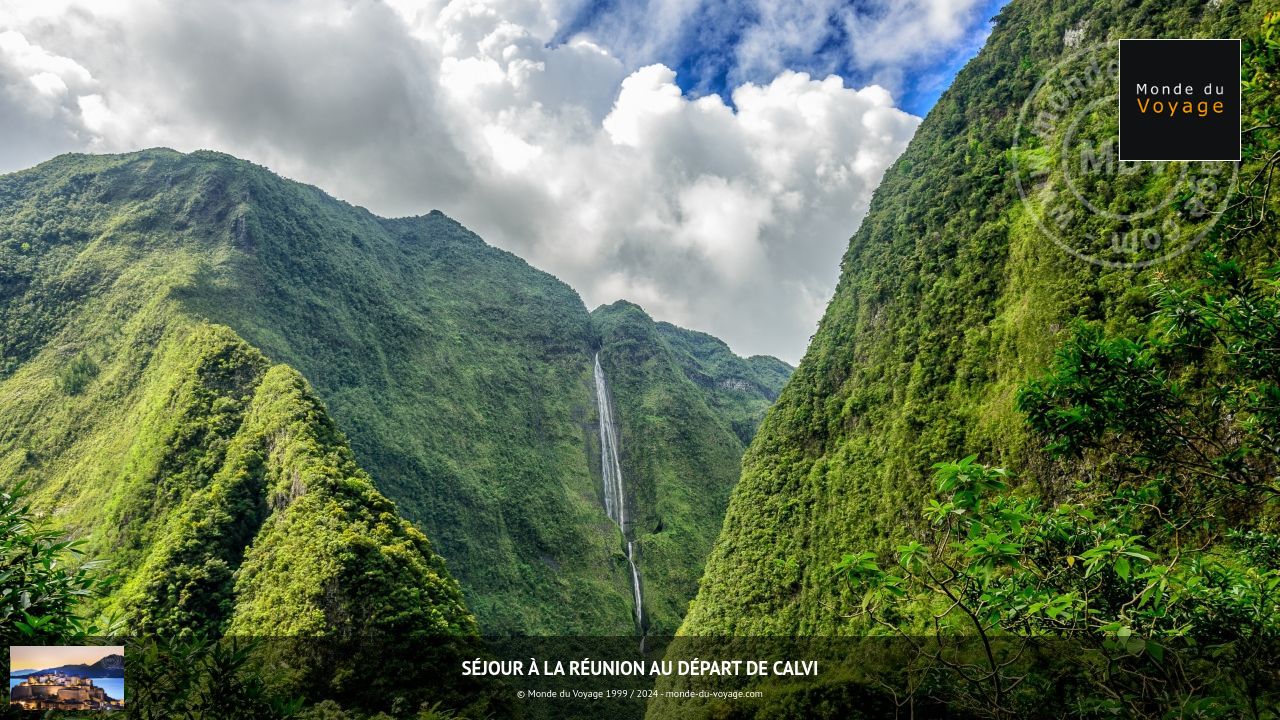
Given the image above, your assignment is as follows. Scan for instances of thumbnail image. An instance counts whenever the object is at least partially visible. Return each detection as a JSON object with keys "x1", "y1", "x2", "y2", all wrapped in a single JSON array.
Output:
[{"x1": 8, "y1": 646, "x2": 124, "y2": 712}]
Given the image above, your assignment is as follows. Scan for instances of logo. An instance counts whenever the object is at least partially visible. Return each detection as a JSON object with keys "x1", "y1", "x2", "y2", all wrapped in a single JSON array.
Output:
[
  {"x1": 1119, "y1": 39, "x2": 1241, "y2": 161},
  {"x1": 1013, "y1": 42, "x2": 1238, "y2": 268}
]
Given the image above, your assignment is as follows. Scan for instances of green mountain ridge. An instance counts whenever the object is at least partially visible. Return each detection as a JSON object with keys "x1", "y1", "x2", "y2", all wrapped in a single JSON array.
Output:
[
  {"x1": 681, "y1": 0, "x2": 1280, "y2": 636},
  {"x1": 0, "y1": 148, "x2": 789, "y2": 637}
]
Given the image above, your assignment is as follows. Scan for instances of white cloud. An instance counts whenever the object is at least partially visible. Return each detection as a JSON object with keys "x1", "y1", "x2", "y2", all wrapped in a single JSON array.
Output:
[
  {"x1": 841, "y1": 0, "x2": 989, "y2": 67},
  {"x1": 0, "y1": 0, "x2": 922, "y2": 364},
  {"x1": 730, "y1": 0, "x2": 991, "y2": 81},
  {"x1": 0, "y1": 28, "x2": 98, "y2": 167},
  {"x1": 838, "y1": 0, "x2": 994, "y2": 92}
]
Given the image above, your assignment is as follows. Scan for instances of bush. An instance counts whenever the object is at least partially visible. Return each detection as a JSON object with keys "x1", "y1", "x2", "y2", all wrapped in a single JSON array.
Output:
[
  {"x1": 0, "y1": 481, "x2": 119, "y2": 644},
  {"x1": 57, "y1": 351, "x2": 98, "y2": 395}
]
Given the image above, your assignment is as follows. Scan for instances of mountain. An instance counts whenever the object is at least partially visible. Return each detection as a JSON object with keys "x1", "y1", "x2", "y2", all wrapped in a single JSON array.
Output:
[
  {"x1": 14, "y1": 654, "x2": 125, "y2": 679},
  {"x1": 681, "y1": 0, "x2": 1279, "y2": 636},
  {"x1": 0, "y1": 149, "x2": 789, "y2": 636},
  {"x1": 654, "y1": 320, "x2": 793, "y2": 448},
  {"x1": 0, "y1": 309, "x2": 476, "y2": 640}
]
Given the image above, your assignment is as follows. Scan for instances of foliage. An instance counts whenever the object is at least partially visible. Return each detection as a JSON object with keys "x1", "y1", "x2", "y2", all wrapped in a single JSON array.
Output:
[
  {"x1": 56, "y1": 351, "x2": 98, "y2": 395},
  {"x1": 837, "y1": 456, "x2": 1279, "y2": 718},
  {"x1": 653, "y1": 317, "x2": 791, "y2": 445},
  {"x1": 294, "y1": 699, "x2": 466, "y2": 720},
  {"x1": 2, "y1": 331, "x2": 482, "y2": 715},
  {"x1": 832, "y1": 186, "x2": 1280, "y2": 715},
  {"x1": 0, "y1": 147, "x2": 783, "y2": 636},
  {"x1": 683, "y1": 0, "x2": 1280, "y2": 637},
  {"x1": 129, "y1": 635, "x2": 304, "y2": 720},
  {"x1": 0, "y1": 324, "x2": 481, "y2": 713},
  {"x1": 92, "y1": 332, "x2": 478, "y2": 641},
  {"x1": 1020, "y1": 262, "x2": 1280, "y2": 511},
  {"x1": 226, "y1": 367, "x2": 476, "y2": 638},
  {"x1": 0, "y1": 481, "x2": 119, "y2": 643},
  {"x1": 1235, "y1": 11, "x2": 1280, "y2": 234}
]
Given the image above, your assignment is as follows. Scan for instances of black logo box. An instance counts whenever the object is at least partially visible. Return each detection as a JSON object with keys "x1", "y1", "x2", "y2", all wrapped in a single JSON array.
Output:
[{"x1": 1119, "y1": 38, "x2": 1241, "y2": 162}]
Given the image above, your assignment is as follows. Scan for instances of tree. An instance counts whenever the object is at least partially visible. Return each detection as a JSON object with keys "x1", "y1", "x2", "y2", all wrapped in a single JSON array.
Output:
[
  {"x1": 836, "y1": 451, "x2": 1279, "y2": 718},
  {"x1": 833, "y1": 257, "x2": 1280, "y2": 717},
  {"x1": 0, "y1": 481, "x2": 119, "y2": 644},
  {"x1": 129, "y1": 635, "x2": 304, "y2": 720},
  {"x1": 834, "y1": 18, "x2": 1280, "y2": 717}
]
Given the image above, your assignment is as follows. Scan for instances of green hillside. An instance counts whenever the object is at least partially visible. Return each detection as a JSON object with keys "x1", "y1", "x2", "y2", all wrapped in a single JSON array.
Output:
[
  {"x1": 682, "y1": 0, "x2": 1280, "y2": 636},
  {"x1": 655, "y1": 320, "x2": 793, "y2": 447},
  {"x1": 0, "y1": 149, "x2": 788, "y2": 636},
  {"x1": 0, "y1": 301, "x2": 475, "y2": 641}
]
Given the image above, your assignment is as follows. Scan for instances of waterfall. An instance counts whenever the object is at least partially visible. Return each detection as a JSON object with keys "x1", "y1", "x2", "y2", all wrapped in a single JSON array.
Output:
[{"x1": 593, "y1": 353, "x2": 646, "y2": 638}]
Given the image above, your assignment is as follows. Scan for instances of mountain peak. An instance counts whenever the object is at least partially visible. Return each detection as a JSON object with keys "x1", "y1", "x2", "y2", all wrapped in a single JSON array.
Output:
[{"x1": 1, "y1": 145, "x2": 786, "y2": 639}]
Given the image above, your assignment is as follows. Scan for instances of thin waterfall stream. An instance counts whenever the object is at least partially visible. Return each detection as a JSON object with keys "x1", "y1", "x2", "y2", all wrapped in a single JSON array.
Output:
[{"x1": 593, "y1": 353, "x2": 646, "y2": 642}]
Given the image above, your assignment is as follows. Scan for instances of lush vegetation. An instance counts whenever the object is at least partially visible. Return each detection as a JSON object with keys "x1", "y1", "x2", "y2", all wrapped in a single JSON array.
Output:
[
  {"x1": 128, "y1": 636, "x2": 304, "y2": 720},
  {"x1": 0, "y1": 145, "x2": 785, "y2": 638},
  {"x1": 0, "y1": 327, "x2": 487, "y2": 716},
  {"x1": 682, "y1": 0, "x2": 1280, "y2": 638},
  {"x1": 668, "y1": 2, "x2": 1280, "y2": 717},
  {"x1": 97, "y1": 331, "x2": 477, "y2": 640},
  {"x1": 829, "y1": 238, "x2": 1280, "y2": 716},
  {"x1": 0, "y1": 482, "x2": 119, "y2": 644},
  {"x1": 653, "y1": 319, "x2": 791, "y2": 446},
  {"x1": 0, "y1": 480, "x2": 300, "y2": 717}
]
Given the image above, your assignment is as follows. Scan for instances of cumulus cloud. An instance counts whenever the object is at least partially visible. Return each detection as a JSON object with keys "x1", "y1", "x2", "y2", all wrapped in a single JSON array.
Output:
[
  {"x1": 0, "y1": 28, "x2": 98, "y2": 169},
  {"x1": 836, "y1": 0, "x2": 996, "y2": 92},
  {"x1": 0, "y1": 0, "x2": 922, "y2": 363}
]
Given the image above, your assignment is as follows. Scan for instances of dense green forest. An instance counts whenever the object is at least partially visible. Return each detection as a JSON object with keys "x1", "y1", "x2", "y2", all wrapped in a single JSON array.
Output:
[
  {"x1": 0, "y1": 148, "x2": 789, "y2": 640},
  {"x1": 684, "y1": 0, "x2": 1280, "y2": 637},
  {"x1": 661, "y1": 0, "x2": 1280, "y2": 716},
  {"x1": 9, "y1": 0, "x2": 1280, "y2": 716}
]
